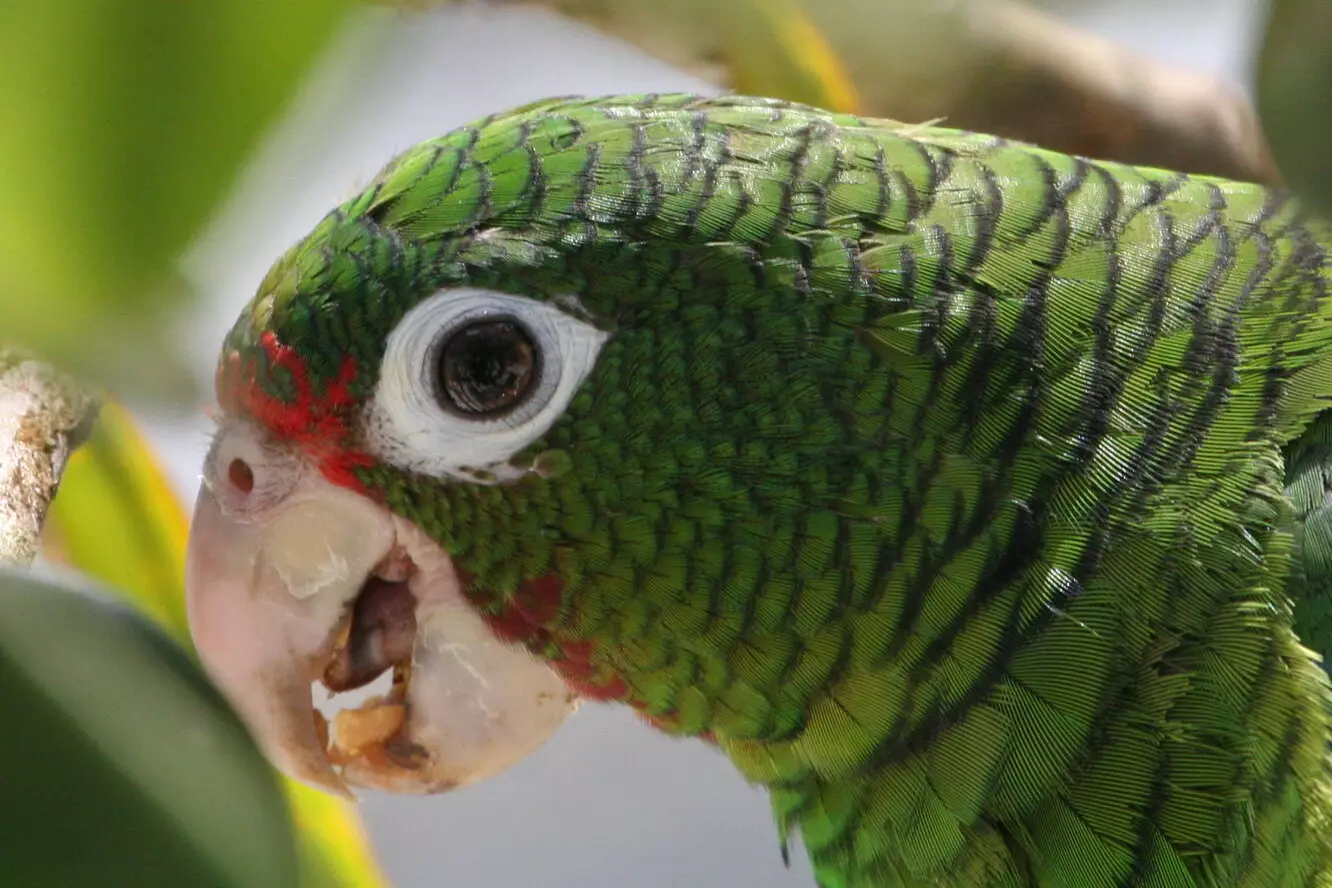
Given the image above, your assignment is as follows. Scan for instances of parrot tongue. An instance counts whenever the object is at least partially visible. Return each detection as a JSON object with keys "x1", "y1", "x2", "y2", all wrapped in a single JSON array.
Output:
[
  {"x1": 186, "y1": 456, "x2": 579, "y2": 798},
  {"x1": 312, "y1": 552, "x2": 424, "y2": 788},
  {"x1": 321, "y1": 572, "x2": 417, "y2": 695}
]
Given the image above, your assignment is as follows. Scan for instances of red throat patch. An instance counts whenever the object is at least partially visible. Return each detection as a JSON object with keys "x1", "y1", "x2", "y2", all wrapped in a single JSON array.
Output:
[
  {"x1": 216, "y1": 331, "x2": 376, "y2": 493},
  {"x1": 473, "y1": 572, "x2": 716, "y2": 743},
  {"x1": 472, "y1": 572, "x2": 633, "y2": 702}
]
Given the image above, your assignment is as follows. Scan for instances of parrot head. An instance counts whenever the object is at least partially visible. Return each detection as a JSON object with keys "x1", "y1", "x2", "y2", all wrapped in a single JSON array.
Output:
[{"x1": 187, "y1": 94, "x2": 872, "y2": 796}]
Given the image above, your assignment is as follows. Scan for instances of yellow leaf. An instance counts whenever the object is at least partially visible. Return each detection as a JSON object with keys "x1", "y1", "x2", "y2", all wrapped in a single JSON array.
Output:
[
  {"x1": 723, "y1": 0, "x2": 861, "y2": 112},
  {"x1": 45, "y1": 400, "x2": 193, "y2": 645},
  {"x1": 44, "y1": 399, "x2": 393, "y2": 888}
]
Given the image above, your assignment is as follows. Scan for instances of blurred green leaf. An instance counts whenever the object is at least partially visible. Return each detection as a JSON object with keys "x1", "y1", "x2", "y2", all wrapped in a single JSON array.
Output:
[
  {"x1": 43, "y1": 400, "x2": 393, "y2": 888},
  {"x1": 1258, "y1": 0, "x2": 1332, "y2": 214},
  {"x1": 0, "y1": 569, "x2": 297, "y2": 888},
  {"x1": 0, "y1": 0, "x2": 356, "y2": 389}
]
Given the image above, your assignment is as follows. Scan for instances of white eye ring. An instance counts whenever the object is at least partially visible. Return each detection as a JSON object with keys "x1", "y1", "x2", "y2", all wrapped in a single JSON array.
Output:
[{"x1": 363, "y1": 288, "x2": 609, "y2": 483}]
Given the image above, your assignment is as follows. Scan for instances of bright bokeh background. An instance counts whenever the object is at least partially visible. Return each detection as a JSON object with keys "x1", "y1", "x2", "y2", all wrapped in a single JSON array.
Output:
[{"x1": 136, "y1": 2, "x2": 1263, "y2": 885}]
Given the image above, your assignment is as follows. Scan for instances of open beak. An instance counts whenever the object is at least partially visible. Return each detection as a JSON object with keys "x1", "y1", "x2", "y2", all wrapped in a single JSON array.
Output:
[{"x1": 185, "y1": 437, "x2": 578, "y2": 797}]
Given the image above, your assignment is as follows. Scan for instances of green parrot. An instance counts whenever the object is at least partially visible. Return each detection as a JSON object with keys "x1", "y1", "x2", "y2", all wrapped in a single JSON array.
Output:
[{"x1": 185, "y1": 93, "x2": 1332, "y2": 888}]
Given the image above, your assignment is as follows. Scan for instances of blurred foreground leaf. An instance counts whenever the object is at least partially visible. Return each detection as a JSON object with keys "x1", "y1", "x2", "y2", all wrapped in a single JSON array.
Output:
[
  {"x1": 1258, "y1": 0, "x2": 1332, "y2": 215},
  {"x1": 0, "y1": 570, "x2": 297, "y2": 888},
  {"x1": 0, "y1": 0, "x2": 355, "y2": 392},
  {"x1": 44, "y1": 401, "x2": 393, "y2": 888}
]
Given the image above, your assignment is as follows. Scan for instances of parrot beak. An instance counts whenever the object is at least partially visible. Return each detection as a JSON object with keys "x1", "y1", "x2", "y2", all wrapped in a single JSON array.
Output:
[
  {"x1": 186, "y1": 478, "x2": 393, "y2": 796},
  {"x1": 185, "y1": 429, "x2": 579, "y2": 797}
]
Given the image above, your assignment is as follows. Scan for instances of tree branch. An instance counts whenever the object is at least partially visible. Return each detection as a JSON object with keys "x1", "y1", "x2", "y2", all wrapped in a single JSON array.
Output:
[
  {"x1": 0, "y1": 350, "x2": 98, "y2": 567},
  {"x1": 471, "y1": 0, "x2": 1279, "y2": 184}
]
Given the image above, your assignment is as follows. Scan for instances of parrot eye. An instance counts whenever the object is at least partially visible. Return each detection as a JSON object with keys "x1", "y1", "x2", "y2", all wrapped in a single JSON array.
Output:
[
  {"x1": 364, "y1": 288, "x2": 609, "y2": 484},
  {"x1": 436, "y1": 318, "x2": 540, "y2": 416}
]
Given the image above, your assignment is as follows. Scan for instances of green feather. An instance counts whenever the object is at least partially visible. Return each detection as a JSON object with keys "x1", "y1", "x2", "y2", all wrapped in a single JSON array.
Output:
[{"x1": 221, "y1": 94, "x2": 1332, "y2": 888}]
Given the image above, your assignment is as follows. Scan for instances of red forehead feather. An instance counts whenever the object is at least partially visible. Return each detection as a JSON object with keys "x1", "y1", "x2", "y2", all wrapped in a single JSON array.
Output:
[{"x1": 216, "y1": 331, "x2": 376, "y2": 494}]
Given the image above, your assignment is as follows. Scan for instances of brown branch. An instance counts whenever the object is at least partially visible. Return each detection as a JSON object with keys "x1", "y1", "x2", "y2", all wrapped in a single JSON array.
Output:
[
  {"x1": 0, "y1": 350, "x2": 98, "y2": 566},
  {"x1": 463, "y1": 0, "x2": 1279, "y2": 184},
  {"x1": 877, "y1": 0, "x2": 1280, "y2": 183}
]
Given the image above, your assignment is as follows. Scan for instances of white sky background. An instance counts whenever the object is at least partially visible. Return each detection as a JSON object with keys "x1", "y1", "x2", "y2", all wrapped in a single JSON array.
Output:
[{"x1": 142, "y1": 2, "x2": 1265, "y2": 885}]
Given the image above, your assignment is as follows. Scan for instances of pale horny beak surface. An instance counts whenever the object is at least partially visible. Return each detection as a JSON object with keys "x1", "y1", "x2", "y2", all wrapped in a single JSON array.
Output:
[
  {"x1": 186, "y1": 478, "x2": 394, "y2": 794},
  {"x1": 186, "y1": 424, "x2": 578, "y2": 797}
]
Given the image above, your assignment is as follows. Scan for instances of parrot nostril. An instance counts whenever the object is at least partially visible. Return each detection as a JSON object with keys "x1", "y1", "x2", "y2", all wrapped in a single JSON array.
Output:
[{"x1": 227, "y1": 457, "x2": 255, "y2": 494}]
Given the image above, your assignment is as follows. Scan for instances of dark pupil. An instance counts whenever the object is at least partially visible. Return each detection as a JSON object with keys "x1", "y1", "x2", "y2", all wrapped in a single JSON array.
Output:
[{"x1": 438, "y1": 319, "x2": 538, "y2": 415}]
